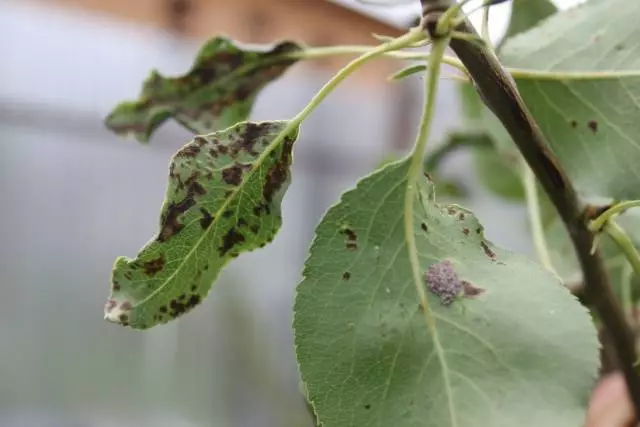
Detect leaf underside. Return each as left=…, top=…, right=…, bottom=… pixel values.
left=105, top=37, right=302, bottom=142
left=105, top=121, right=299, bottom=329
left=294, top=159, right=598, bottom=427
left=500, top=0, right=640, bottom=201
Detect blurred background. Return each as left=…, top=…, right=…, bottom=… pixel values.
left=0, top=0, right=578, bottom=426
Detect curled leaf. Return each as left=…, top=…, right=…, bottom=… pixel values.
left=106, top=37, right=303, bottom=142
left=105, top=120, right=299, bottom=329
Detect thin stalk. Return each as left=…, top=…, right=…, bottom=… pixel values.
left=621, top=262, right=634, bottom=319
left=590, top=200, right=640, bottom=232
left=286, top=29, right=426, bottom=134
left=606, top=220, right=640, bottom=285
left=403, top=35, right=457, bottom=426
left=481, top=4, right=490, bottom=42
left=523, top=164, right=556, bottom=273
left=293, top=46, right=468, bottom=74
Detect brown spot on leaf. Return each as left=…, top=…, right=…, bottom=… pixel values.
left=199, top=208, right=213, bottom=229
left=119, top=314, right=129, bottom=323
left=217, top=145, right=228, bottom=155
left=463, top=228, right=469, bottom=236
left=447, top=207, right=457, bottom=215
left=570, top=120, right=577, bottom=128
left=188, top=294, right=201, bottom=307
left=176, top=144, right=200, bottom=157
left=219, top=228, right=245, bottom=257
left=209, top=148, right=219, bottom=158
left=342, top=272, right=351, bottom=280
left=458, top=212, right=465, bottom=221
left=461, top=280, right=486, bottom=297
left=194, top=136, right=208, bottom=146
left=588, top=120, right=598, bottom=133
left=158, top=196, right=195, bottom=241
left=480, top=241, right=496, bottom=260
left=222, top=164, right=244, bottom=186
left=120, top=301, right=133, bottom=311
left=105, top=299, right=116, bottom=313
left=113, top=282, right=121, bottom=291
left=340, top=227, right=358, bottom=251
left=142, top=254, right=166, bottom=276
left=421, top=222, right=428, bottom=232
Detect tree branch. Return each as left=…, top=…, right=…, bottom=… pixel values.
left=419, top=0, right=640, bottom=418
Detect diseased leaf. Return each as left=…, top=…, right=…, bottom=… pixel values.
left=104, top=121, right=299, bottom=329
left=105, top=37, right=302, bottom=142
left=500, top=0, right=640, bottom=200
left=294, top=159, right=598, bottom=427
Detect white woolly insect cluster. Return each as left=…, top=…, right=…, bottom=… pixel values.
left=424, top=260, right=462, bottom=305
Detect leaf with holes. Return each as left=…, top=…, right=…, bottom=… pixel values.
left=104, top=121, right=298, bottom=329
left=105, top=37, right=302, bottom=142
left=294, top=159, right=598, bottom=427
left=500, top=0, right=640, bottom=201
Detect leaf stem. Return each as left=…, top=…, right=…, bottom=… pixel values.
left=606, top=220, right=640, bottom=286
left=590, top=200, right=640, bottom=232
left=403, top=35, right=457, bottom=426
left=294, top=46, right=469, bottom=75
left=523, top=164, right=555, bottom=273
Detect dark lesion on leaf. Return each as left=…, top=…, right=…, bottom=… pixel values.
left=339, top=226, right=358, bottom=251
left=342, top=272, right=351, bottom=280
left=218, top=227, right=246, bottom=257
left=463, top=227, right=470, bottom=235
left=167, top=293, right=202, bottom=318
left=421, top=222, right=428, bottom=232
left=461, top=280, right=486, bottom=297
left=588, top=120, right=598, bottom=133
left=142, top=254, right=166, bottom=276
left=262, top=137, right=294, bottom=205
left=231, top=122, right=270, bottom=156
left=199, top=208, right=213, bottom=229
left=480, top=241, right=496, bottom=260
left=222, top=164, right=245, bottom=186
left=158, top=171, right=208, bottom=242
left=175, top=144, right=201, bottom=158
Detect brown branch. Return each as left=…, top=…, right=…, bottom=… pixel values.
left=419, top=0, right=640, bottom=419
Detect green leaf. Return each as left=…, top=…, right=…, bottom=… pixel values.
left=388, top=64, right=427, bottom=82
left=546, top=210, right=640, bottom=305
left=500, top=0, right=640, bottom=200
left=104, top=121, right=299, bottom=329
left=105, top=37, right=302, bottom=142
left=457, top=84, right=525, bottom=200
left=500, top=0, right=557, bottom=44
left=294, top=159, right=598, bottom=427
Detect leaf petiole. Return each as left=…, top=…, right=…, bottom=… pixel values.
left=590, top=200, right=640, bottom=232
left=403, top=33, right=456, bottom=424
